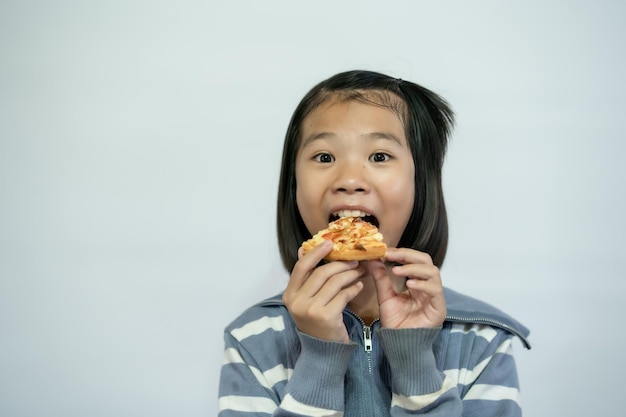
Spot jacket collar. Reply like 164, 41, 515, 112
443, 287, 531, 349
258, 287, 531, 349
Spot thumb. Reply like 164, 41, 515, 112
365, 260, 396, 305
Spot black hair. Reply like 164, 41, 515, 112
277, 70, 454, 271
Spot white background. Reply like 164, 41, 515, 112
1, 1, 624, 416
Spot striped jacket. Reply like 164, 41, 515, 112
219, 287, 530, 416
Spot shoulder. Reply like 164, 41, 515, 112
222, 294, 301, 373
443, 287, 531, 349
223, 293, 293, 341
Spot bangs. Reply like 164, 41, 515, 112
301, 89, 408, 133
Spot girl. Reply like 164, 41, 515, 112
218, 70, 530, 416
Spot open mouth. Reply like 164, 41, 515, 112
329, 210, 379, 228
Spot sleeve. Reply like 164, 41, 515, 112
218, 329, 356, 417
451, 326, 523, 417
378, 325, 524, 417
378, 327, 463, 416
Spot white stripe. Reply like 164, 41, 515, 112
263, 363, 292, 387
450, 323, 498, 343
222, 348, 270, 389
223, 347, 245, 365
443, 368, 461, 385
231, 316, 285, 341
281, 394, 343, 417
222, 348, 291, 389
463, 384, 520, 403
391, 376, 456, 411
444, 338, 514, 385
218, 395, 277, 413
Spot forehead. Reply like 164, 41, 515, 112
300, 93, 408, 143
307, 90, 407, 124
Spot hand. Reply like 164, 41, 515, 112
282, 240, 365, 343
367, 248, 446, 329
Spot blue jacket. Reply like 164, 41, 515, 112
219, 287, 530, 416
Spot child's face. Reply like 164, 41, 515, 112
295, 97, 415, 248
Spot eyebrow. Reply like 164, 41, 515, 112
300, 131, 405, 148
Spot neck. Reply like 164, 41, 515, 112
348, 276, 379, 325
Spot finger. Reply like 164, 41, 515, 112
396, 265, 442, 300
405, 275, 444, 296
391, 263, 441, 282
309, 264, 364, 304
366, 260, 398, 305
325, 280, 364, 312
406, 279, 447, 318
298, 260, 360, 300
384, 247, 434, 266
300, 239, 333, 264
402, 266, 445, 311
287, 266, 363, 327
392, 262, 443, 300
289, 240, 333, 290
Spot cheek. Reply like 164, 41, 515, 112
384, 169, 414, 205
294, 169, 321, 233
390, 184, 415, 224
380, 170, 415, 242
294, 162, 306, 205
295, 186, 307, 218
295, 169, 312, 210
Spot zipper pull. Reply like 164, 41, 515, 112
363, 326, 372, 352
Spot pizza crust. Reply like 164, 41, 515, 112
301, 217, 387, 261
322, 243, 387, 261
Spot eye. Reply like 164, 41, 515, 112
370, 152, 390, 162
314, 153, 334, 163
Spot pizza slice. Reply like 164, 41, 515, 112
301, 216, 387, 261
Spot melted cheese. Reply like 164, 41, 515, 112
306, 217, 383, 251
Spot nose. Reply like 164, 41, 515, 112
332, 162, 370, 194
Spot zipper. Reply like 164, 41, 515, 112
344, 308, 380, 377
446, 314, 532, 349
345, 308, 379, 351
363, 326, 373, 352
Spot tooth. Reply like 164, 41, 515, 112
334, 209, 372, 218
